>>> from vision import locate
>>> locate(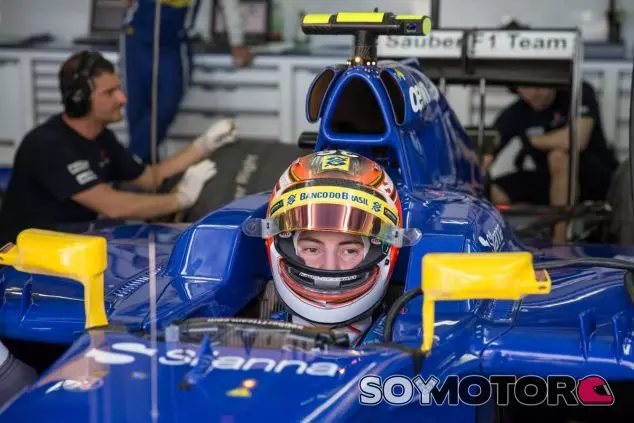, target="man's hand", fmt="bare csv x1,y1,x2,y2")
193,119,238,157
176,160,217,209
231,45,255,67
